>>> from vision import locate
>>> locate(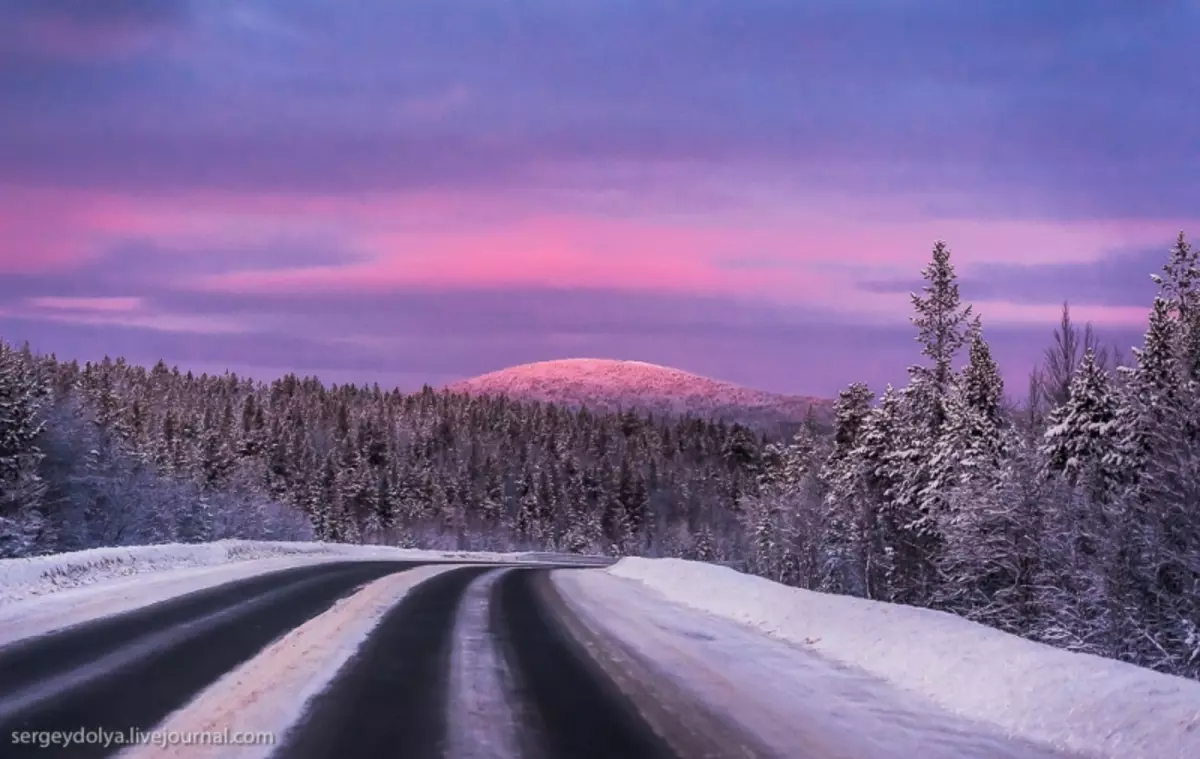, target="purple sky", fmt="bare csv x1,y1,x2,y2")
1,0,1195,398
